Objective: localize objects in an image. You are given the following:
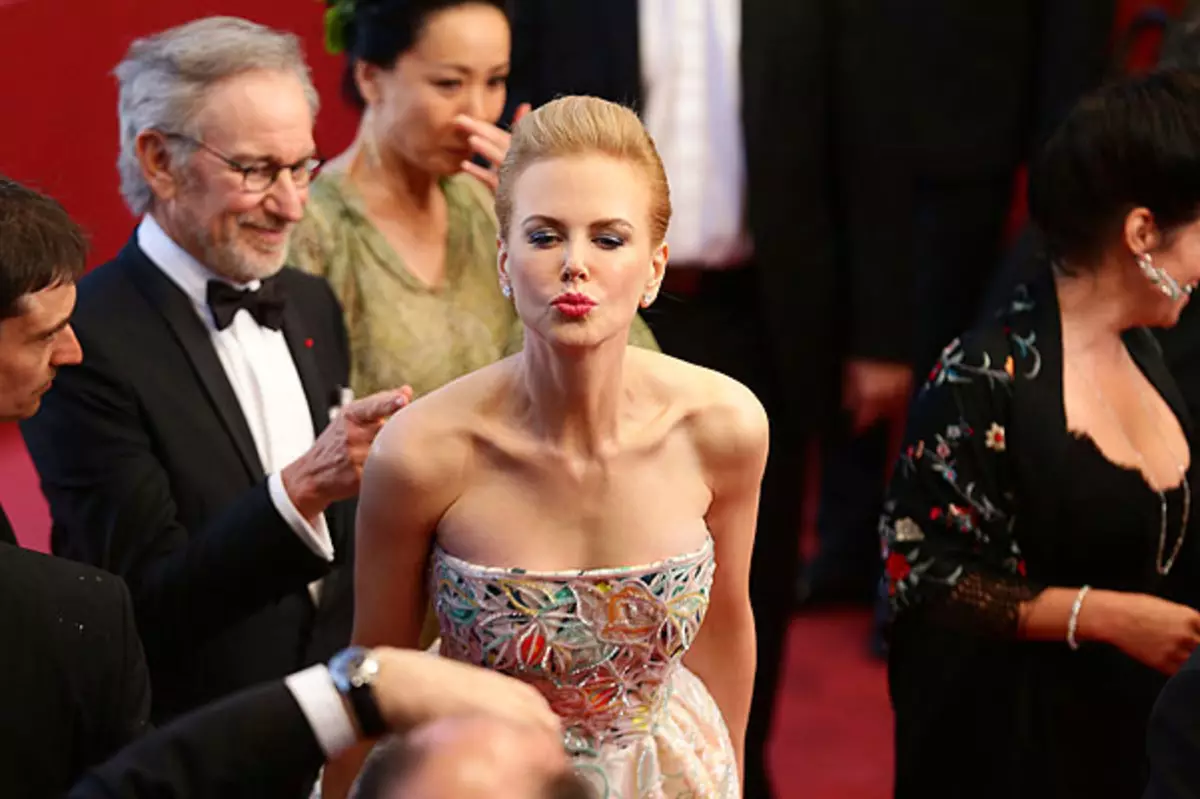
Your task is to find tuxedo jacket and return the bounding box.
[507,0,914,431]
[20,238,357,723]
[0,528,151,798]
[69,681,323,799]
[1144,644,1200,799]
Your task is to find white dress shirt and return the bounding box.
[137,216,334,594]
[286,664,359,757]
[639,0,751,268]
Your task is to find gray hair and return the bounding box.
[114,16,320,216]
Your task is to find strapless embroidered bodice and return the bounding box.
[430,537,715,753]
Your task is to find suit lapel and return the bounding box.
[0,503,15,547]
[121,241,265,480]
[279,294,331,436]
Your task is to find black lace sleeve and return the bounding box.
[881,335,1045,638]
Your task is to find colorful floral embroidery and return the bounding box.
[882,289,1037,617]
[429,538,738,798]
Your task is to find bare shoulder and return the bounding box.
[366,359,514,497]
[628,348,769,466]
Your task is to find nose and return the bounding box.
[463,85,488,123]
[55,325,83,367]
[561,243,589,283]
[263,170,306,223]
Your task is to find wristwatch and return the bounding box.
[329,646,387,738]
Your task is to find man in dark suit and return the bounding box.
[68,646,569,799]
[507,3,913,795]
[0,176,151,797]
[21,17,410,726]
[1144,643,1200,799]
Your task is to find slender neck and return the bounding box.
[517,332,629,457]
[343,115,440,215]
[1055,259,1144,358]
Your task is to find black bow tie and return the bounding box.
[206,278,286,331]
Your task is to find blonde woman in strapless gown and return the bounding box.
[322,96,766,799]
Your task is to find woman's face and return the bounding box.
[1130,212,1200,327]
[361,3,510,176]
[499,154,667,351]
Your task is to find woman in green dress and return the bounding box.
[292,0,658,402]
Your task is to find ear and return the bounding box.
[644,241,669,302]
[354,60,383,107]
[496,235,511,288]
[1123,207,1162,257]
[135,129,186,203]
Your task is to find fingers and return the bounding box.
[492,680,559,734]
[513,102,532,124]
[460,160,499,193]
[467,132,508,165]
[343,387,412,424]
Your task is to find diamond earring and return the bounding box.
[501,283,513,299]
[1137,252,1185,301]
[641,291,655,308]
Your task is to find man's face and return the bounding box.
[0,283,80,421]
[156,69,316,283]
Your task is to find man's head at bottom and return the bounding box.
[352,715,593,799]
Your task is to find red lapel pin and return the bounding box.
[304,338,314,349]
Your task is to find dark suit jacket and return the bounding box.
[20,238,357,723]
[880,0,1115,178]
[1144,645,1200,799]
[0,498,14,545]
[0,531,151,798]
[507,0,913,432]
[69,681,323,799]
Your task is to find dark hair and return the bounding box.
[338,0,509,109]
[1027,69,1200,271]
[0,177,87,320]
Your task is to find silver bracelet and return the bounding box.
[1067,585,1091,651]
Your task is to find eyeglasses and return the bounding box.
[160,132,323,193]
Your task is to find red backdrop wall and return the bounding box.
[0,0,359,551]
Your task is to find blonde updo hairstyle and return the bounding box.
[494,95,672,246]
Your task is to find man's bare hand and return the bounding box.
[281,387,413,519]
[842,359,912,434]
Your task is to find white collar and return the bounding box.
[136,214,262,328]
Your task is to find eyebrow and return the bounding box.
[31,314,71,341]
[228,148,319,166]
[431,62,511,76]
[521,215,635,231]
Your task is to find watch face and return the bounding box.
[331,646,374,691]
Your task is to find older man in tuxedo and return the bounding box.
[0,176,151,797]
[21,16,410,728]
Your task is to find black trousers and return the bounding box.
[645,265,806,799]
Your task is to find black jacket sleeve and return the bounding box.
[1144,651,1200,799]
[68,681,325,799]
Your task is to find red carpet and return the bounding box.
[0,422,894,798]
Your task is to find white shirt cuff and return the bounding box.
[285,664,359,758]
[268,472,334,562]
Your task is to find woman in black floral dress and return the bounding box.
[883,70,1200,799]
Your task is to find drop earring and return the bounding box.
[501,283,513,299]
[1137,252,1186,301]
